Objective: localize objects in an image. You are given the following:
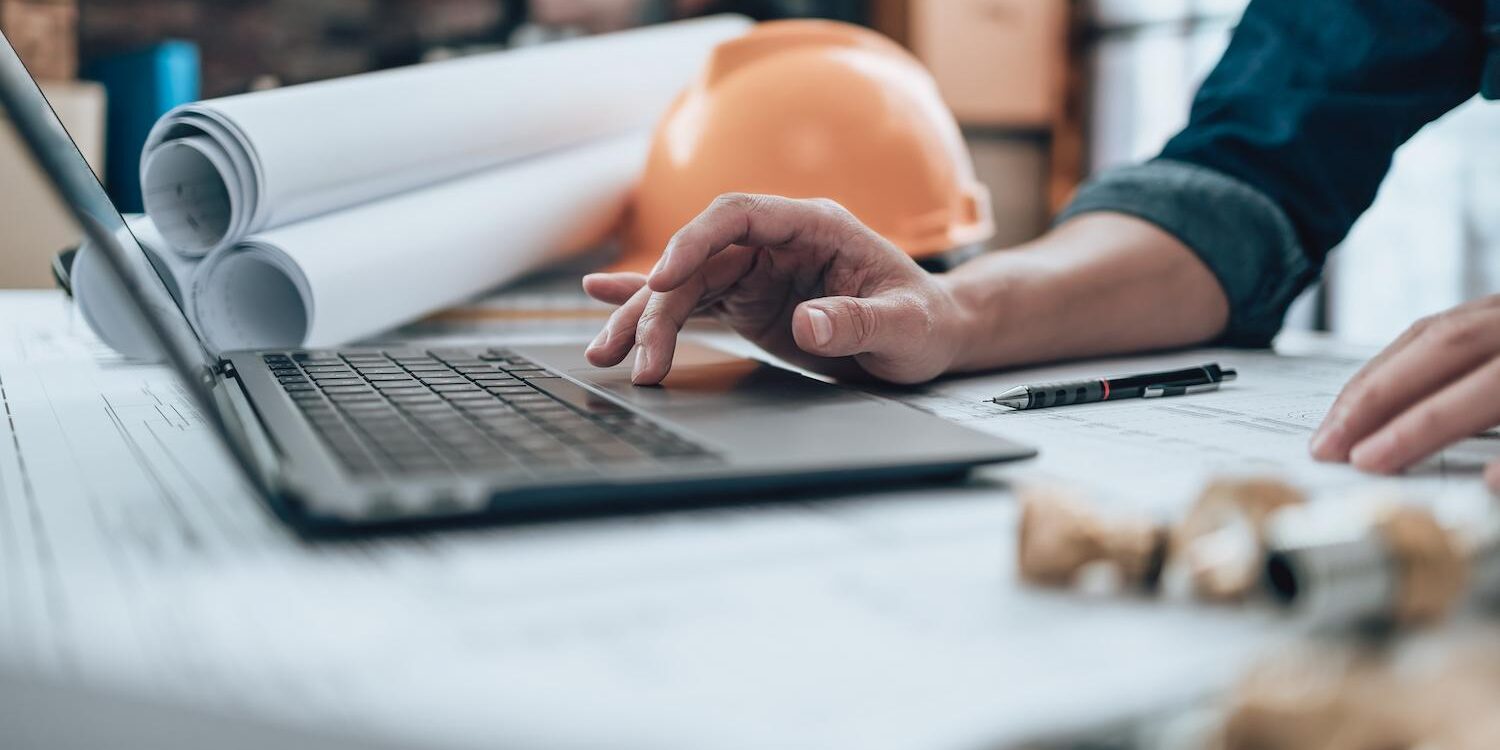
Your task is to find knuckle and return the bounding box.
[635,302,662,334]
[665,224,691,250]
[712,192,758,215]
[1432,315,1483,348]
[611,311,640,338]
[808,197,850,217]
[1410,314,1440,335]
[844,298,879,343]
[905,294,939,338]
[813,204,866,249]
[1342,382,1383,419]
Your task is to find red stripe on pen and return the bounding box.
[1100,378,1110,400]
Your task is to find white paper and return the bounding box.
[189,133,646,351]
[70,215,201,361]
[0,293,1302,750]
[10,294,1500,748]
[888,340,1500,515]
[139,16,750,256]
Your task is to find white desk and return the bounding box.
[0,290,1493,749]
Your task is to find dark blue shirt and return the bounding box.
[1059,0,1500,345]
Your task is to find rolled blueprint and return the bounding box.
[72,215,201,361]
[191,133,646,351]
[139,16,750,256]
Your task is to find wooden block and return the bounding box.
[908,0,1069,128]
[964,132,1049,247]
[0,0,78,81]
[0,80,105,289]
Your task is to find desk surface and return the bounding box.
[0,290,1493,749]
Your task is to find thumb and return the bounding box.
[792,295,918,359]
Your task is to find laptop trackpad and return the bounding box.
[572,346,855,412]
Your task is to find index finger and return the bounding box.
[1313,308,1500,461]
[648,194,855,293]
[1314,297,1500,457]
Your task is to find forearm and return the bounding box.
[941,212,1230,372]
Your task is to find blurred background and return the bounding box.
[3,0,1498,346]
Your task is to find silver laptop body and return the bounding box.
[0,34,1034,532]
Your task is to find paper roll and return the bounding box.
[140,16,751,257]
[72,215,202,361]
[190,133,647,351]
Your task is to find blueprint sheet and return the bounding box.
[1,291,1495,750]
[888,341,1500,515]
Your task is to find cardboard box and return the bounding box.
[0,80,105,289]
[908,0,1069,128]
[0,0,79,81]
[966,133,1049,248]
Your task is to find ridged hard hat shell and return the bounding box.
[615,20,994,273]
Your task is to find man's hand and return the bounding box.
[1312,296,1500,488]
[582,194,970,385]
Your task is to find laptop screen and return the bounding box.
[0,35,217,373]
[0,31,275,496]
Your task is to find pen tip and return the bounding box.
[991,386,1028,410]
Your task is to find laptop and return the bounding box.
[0,34,1034,532]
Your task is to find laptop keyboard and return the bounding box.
[260,348,716,478]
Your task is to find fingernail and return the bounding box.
[632,347,652,382]
[1310,418,1346,460]
[589,327,610,352]
[1310,424,1336,457]
[807,307,833,346]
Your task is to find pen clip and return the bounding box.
[1143,383,1222,399]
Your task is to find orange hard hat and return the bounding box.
[613,19,994,274]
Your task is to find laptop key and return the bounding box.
[323,383,374,393]
[390,396,443,408]
[312,377,365,388]
[432,384,482,393]
[285,347,715,479]
[484,386,532,396]
[468,373,518,383]
[374,382,425,392]
[419,376,469,385]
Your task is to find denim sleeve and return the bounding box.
[1055,160,1307,347]
[1060,0,1489,345]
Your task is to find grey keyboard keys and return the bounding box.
[273,346,715,477]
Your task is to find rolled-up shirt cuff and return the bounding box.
[1055,158,1312,347]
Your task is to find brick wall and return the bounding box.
[2,0,80,81]
[79,0,510,97]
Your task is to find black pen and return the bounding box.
[989,362,1237,410]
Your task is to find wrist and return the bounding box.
[934,256,1031,373]
[934,213,1230,375]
